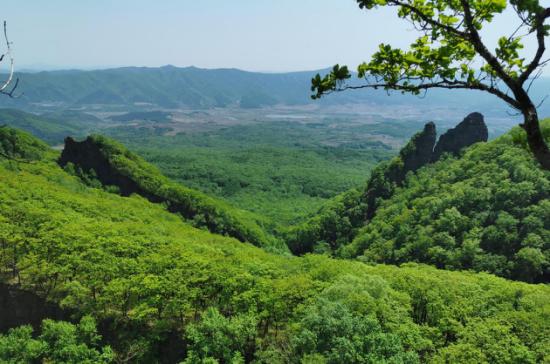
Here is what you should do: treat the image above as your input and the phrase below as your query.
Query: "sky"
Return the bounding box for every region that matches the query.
[0,0,546,73]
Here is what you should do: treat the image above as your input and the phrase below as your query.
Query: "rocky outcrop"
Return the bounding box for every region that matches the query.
[432,112,488,161]
[364,114,487,220]
[59,137,162,202]
[288,113,489,256]
[400,122,437,178]
[364,122,437,219]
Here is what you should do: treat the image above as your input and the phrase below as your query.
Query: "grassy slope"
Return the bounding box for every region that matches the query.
[0,127,549,362]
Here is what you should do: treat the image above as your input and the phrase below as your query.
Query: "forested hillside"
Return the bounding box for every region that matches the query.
[0,108,91,144]
[0,126,549,363]
[57,133,282,251]
[107,118,398,225]
[2,66,549,115]
[288,119,550,283]
[346,120,550,283]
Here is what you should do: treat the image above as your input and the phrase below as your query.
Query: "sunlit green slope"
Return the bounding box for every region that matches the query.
[59,133,283,251]
[345,120,550,283]
[0,127,549,363]
[288,119,550,283]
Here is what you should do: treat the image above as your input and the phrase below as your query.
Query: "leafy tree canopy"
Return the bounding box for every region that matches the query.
[312,0,550,169]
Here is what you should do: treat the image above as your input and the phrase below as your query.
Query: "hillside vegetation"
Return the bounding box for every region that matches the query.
[1,67,549,118]
[58,132,283,251]
[108,119,398,225]
[0,109,89,144]
[0,127,549,363]
[288,119,550,283]
[345,120,550,283]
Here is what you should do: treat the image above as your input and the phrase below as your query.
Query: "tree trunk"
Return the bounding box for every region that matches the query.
[522,106,550,170]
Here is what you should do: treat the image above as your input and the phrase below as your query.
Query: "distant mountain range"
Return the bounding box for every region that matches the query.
[0,65,549,117]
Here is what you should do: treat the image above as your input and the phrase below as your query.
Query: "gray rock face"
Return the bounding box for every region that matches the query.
[364,114,487,220]
[432,112,488,161]
[364,122,437,219]
[59,137,163,203]
[401,122,437,176]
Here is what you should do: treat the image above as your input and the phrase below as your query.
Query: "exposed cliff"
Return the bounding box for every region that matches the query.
[432,112,488,161]
[364,122,437,219]
[60,136,160,200]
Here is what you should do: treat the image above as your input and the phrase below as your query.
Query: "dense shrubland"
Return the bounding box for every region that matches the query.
[1,127,549,362]
[0,316,114,363]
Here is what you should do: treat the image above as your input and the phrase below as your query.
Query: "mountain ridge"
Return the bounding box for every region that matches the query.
[2,66,548,116]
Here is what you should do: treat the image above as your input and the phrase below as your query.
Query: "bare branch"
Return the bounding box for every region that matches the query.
[0,21,15,96]
[535,94,549,109]
[526,67,545,93]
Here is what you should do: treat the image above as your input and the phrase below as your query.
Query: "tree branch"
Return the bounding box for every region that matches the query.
[518,7,549,84]
[0,21,19,98]
[460,0,517,89]
[383,0,467,37]
[326,79,521,109]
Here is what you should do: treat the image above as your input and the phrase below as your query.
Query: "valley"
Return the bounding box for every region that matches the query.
[0,67,548,364]
[0,97,524,226]
[2,0,550,361]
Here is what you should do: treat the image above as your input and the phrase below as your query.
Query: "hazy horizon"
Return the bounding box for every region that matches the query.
[2,0,548,75]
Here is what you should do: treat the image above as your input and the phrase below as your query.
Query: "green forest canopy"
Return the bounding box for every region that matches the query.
[0,126,549,362]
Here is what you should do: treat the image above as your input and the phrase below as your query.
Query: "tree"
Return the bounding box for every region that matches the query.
[291,299,418,363]
[0,316,114,363]
[183,308,258,363]
[311,0,550,170]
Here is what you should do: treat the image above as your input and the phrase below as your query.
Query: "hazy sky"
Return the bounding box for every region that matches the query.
[1,0,545,72]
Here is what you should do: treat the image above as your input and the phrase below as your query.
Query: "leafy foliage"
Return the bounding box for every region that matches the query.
[344,119,550,282]
[311,0,549,99]
[310,0,550,169]
[0,125,51,161]
[65,134,284,251]
[0,316,114,363]
[0,128,549,362]
[291,298,418,363]
[183,308,257,363]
